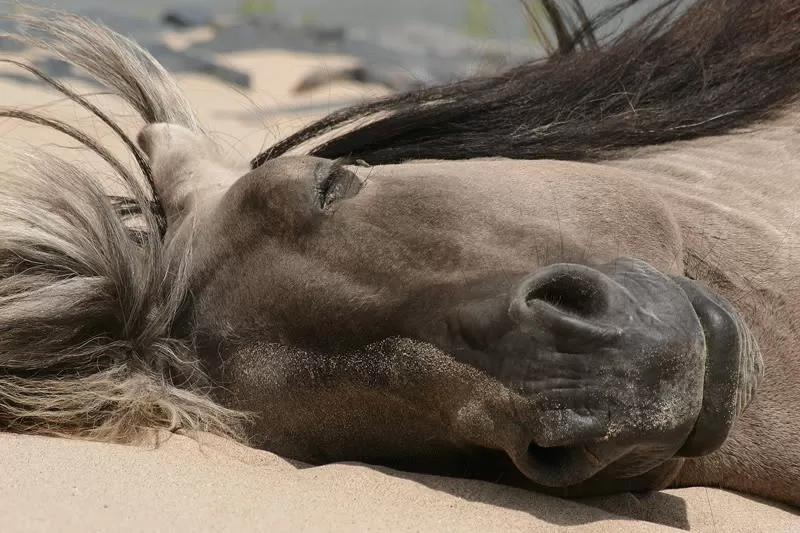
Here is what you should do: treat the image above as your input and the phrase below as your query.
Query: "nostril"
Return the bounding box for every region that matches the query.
[526,442,576,470]
[511,265,623,353]
[516,442,609,487]
[507,409,621,487]
[525,271,608,318]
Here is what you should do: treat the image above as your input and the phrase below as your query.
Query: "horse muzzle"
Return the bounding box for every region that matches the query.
[441,258,763,488]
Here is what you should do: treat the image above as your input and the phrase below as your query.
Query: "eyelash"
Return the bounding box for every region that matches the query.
[315,165,340,210]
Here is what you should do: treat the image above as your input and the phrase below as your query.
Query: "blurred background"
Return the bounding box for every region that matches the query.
[0,0,680,160]
[8,0,665,40]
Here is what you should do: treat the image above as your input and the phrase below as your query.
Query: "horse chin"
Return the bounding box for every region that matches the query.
[438,257,763,488]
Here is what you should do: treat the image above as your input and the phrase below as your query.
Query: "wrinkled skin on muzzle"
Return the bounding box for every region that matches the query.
[416,258,760,488]
[138,124,763,495]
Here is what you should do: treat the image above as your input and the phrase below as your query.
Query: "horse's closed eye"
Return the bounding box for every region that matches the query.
[317,163,363,210]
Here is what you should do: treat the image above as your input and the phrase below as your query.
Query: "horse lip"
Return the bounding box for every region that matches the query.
[669,275,764,457]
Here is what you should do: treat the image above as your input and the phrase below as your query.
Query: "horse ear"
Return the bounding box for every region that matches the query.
[137,123,244,217]
[137,123,213,160]
[671,277,765,458]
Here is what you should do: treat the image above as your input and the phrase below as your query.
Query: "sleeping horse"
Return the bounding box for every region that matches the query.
[0,0,797,508]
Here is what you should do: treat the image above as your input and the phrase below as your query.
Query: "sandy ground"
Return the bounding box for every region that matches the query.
[1,432,797,533]
[0,35,798,533]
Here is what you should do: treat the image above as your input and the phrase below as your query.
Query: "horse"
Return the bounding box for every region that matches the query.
[0,0,798,508]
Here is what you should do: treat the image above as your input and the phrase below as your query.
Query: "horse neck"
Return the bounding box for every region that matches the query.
[603,110,800,295]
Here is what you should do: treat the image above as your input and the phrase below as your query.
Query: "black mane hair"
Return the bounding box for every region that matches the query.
[252,0,800,168]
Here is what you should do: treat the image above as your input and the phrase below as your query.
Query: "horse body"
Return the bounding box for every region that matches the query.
[0,0,798,510]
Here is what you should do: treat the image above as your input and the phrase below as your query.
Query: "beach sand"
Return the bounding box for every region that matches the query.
[1,432,797,532]
[0,36,797,533]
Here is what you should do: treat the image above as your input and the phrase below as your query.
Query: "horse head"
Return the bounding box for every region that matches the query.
[138,122,763,492]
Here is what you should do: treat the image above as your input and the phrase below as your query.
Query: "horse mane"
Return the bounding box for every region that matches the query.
[253,0,800,167]
[0,7,248,443]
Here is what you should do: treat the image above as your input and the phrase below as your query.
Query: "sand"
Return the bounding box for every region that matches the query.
[0,35,797,533]
[1,432,797,532]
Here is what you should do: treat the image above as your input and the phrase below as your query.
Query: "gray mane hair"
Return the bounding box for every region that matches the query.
[0,6,248,444]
